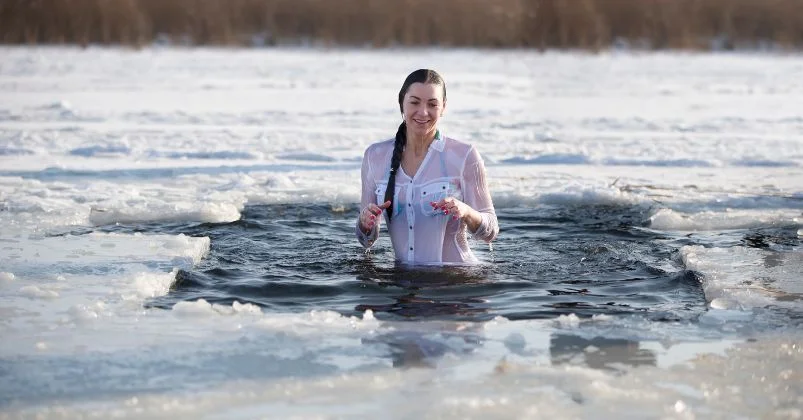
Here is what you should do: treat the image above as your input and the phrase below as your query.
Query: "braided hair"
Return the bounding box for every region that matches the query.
[383,69,447,222]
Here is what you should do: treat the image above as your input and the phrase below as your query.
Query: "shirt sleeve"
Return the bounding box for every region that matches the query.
[356,146,379,248]
[462,146,498,243]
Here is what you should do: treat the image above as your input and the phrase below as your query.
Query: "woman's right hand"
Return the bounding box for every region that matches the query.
[360,201,391,233]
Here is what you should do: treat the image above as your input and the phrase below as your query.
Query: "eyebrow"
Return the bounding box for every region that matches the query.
[409,95,440,102]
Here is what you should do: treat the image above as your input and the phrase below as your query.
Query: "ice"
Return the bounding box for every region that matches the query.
[554,313,582,328]
[0,232,211,357]
[0,46,801,417]
[128,270,180,300]
[19,284,59,299]
[88,200,241,225]
[276,152,338,162]
[501,153,591,165]
[69,144,131,157]
[681,245,803,311]
[1,232,209,273]
[538,183,648,207]
[650,208,801,231]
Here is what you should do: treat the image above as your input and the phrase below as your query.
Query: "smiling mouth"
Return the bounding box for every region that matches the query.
[413,119,429,125]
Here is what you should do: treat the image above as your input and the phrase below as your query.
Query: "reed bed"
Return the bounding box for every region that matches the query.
[1,0,801,49]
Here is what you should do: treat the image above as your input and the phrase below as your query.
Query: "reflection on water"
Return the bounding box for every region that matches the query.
[550,334,657,371]
[355,259,494,288]
[362,329,660,371]
[354,262,660,372]
[355,294,489,319]
[355,260,493,320]
[363,327,484,368]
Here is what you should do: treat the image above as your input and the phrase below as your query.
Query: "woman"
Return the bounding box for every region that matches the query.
[356,69,498,265]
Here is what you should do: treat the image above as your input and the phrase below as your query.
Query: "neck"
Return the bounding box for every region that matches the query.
[407,130,436,157]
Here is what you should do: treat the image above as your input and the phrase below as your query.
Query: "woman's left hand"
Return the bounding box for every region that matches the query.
[431,197,471,221]
[432,197,483,233]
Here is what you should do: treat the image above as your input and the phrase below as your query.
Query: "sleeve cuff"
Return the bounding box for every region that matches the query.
[470,212,498,243]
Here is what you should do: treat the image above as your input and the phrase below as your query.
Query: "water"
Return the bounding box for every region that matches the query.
[1,47,802,418]
[131,204,704,323]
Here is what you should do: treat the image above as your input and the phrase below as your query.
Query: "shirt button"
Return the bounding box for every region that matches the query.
[409,226,413,229]
[409,247,413,250]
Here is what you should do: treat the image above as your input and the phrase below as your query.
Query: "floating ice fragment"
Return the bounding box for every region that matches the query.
[698,309,754,325]
[89,202,240,226]
[133,270,177,298]
[709,297,741,310]
[232,300,262,315]
[68,304,99,322]
[264,174,295,189]
[211,303,235,315]
[555,313,581,328]
[39,100,72,111]
[20,285,59,299]
[173,299,217,316]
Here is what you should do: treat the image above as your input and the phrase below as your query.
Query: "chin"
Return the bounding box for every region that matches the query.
[409,124,434,135]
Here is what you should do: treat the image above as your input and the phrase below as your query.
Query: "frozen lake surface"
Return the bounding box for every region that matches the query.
[1,47,802,418]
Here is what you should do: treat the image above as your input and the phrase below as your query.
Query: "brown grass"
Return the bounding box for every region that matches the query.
[1,0,801,49]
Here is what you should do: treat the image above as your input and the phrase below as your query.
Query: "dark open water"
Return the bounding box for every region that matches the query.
[93,203,706,323]
[79,202,802,327]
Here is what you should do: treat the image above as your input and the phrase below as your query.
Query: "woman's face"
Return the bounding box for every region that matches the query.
[401,82,445,138]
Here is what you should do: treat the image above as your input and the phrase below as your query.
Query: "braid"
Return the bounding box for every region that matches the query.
[384,121,406,222]
[383,68,444,222]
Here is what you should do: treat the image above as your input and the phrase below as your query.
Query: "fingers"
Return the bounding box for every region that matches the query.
[369,201,391,214]
[361,212,376,232]
[361,201,391,232]
[363,205,381,218]
[430,198,463,220]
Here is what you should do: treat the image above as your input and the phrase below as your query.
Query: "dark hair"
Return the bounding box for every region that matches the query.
[383,69,446,221]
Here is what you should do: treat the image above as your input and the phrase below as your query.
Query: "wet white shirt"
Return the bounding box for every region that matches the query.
[356,132,498,265]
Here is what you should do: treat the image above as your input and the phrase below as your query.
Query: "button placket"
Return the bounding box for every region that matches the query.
[407,179,415,262]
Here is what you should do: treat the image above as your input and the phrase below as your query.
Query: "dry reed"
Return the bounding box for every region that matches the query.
[1,0,801,49]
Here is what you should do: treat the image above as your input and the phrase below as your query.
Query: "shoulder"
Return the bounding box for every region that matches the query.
[442,136,478,159]
[363,138,395,157]
[442,136,488,172]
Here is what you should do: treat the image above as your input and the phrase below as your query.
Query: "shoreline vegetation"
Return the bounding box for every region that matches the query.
[1,0,802,51]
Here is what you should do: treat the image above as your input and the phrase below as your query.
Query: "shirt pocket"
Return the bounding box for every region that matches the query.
[375,181,402,217]
[419,179,462,216]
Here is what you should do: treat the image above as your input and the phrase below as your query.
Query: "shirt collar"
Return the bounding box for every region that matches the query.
[430,129,445,152]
